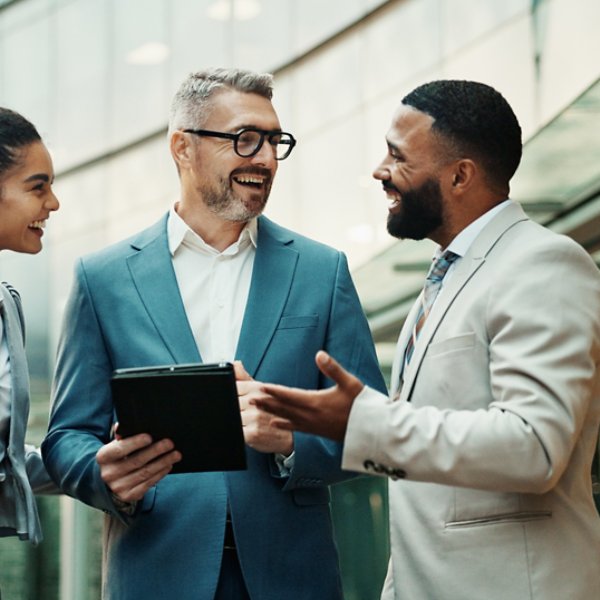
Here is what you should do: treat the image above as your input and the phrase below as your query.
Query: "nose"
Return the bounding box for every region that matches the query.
[250,140,278,170]
[372,158,390,182]
[46,189,60,212]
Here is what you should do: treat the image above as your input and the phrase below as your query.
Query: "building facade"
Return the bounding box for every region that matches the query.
[1,0,599,598]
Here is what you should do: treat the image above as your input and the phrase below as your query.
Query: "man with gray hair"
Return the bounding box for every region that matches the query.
[43,68,385,599]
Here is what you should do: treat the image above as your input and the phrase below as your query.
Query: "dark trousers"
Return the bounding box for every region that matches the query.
[214,548,251,600]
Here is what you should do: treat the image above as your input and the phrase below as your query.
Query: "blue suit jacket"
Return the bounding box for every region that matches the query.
[42,214,385,600]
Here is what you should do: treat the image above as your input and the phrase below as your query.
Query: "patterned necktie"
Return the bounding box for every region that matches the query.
[404,250,459,365]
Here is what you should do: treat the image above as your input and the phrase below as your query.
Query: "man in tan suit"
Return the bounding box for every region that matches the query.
[248,80,600,599]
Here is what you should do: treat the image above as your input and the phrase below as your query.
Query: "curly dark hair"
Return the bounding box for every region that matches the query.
[402,80,522,191]
[0,107,41,177]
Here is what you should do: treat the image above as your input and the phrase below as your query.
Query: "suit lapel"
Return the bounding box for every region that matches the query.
[235,217,298,377]
[398,202,529,402]
[0,285,29,452]
[126,216,201,364]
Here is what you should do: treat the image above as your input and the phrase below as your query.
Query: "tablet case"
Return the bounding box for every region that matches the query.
[111,362,246,473]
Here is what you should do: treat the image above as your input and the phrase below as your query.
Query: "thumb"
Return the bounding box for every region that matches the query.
[233,360,252,381]
[315,351,360,393]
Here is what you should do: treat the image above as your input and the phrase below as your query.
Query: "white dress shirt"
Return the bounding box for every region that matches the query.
[436,198,512,293]
[168,207,257,362]
[167,208,294,472]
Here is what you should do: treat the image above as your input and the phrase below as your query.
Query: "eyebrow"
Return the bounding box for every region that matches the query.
[233,124,283,133]
[23,173,53,184]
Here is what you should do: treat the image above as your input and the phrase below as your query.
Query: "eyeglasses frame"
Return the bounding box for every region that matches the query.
[182,127,297,160]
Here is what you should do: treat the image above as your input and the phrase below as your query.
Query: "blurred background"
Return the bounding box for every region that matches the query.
[0,0,599,597]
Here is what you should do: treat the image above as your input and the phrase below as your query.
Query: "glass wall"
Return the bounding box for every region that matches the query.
[1,0,600,597]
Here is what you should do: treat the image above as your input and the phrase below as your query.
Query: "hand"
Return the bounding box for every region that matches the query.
[235,361,294,455]
[253,351,364,442]
[96,431,181,503]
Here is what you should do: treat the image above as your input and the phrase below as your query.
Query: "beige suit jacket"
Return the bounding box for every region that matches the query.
[343,202,600,599]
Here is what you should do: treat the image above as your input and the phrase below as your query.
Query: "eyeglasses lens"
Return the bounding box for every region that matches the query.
[235,130,294,160]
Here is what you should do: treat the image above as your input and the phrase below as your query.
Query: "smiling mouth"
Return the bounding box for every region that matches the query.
[232,170,270,190]
[28,220,47,230]
[382,183,402,210]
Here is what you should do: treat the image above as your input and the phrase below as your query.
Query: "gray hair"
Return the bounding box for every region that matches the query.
[168,67,274,136]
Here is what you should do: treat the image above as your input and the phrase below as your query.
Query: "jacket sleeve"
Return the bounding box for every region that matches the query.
[25,445,60,494]
[343,239,600,494]
[42,260,125,518]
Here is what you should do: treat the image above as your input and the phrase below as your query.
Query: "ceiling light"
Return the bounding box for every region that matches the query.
[126,42,170,65]
[207,0,261,22]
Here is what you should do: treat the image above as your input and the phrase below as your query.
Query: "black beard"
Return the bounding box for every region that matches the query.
[386,177,444,240]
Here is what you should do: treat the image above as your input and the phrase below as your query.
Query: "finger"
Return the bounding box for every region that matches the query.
[269,417,294,431]
[257,383,313,408]
[97,434,154,465]
[109,461,177,502]
[234,361,252,381]
[113,463,176,503]
[252,385,310,421]
[236,380,257,398]
[238,394,249,411]
[108,449,181,493]
[315,351,363,396]
[240,405,254,425]
[123,439,177,473]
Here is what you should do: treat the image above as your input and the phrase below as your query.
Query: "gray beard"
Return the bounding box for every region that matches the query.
[202,176,270,222]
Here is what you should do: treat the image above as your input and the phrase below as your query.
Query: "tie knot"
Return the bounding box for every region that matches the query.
[427,250,459,283]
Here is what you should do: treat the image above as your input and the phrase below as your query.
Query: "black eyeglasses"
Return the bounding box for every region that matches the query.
[183,127,296,160]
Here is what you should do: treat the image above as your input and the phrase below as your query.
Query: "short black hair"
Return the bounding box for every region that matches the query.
[402,80,522,190]
[0,107,42,177]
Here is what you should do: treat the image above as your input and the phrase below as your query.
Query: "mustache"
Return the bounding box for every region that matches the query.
[382,180,400,194]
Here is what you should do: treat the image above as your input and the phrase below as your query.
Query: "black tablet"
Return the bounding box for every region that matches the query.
[111,362,246,473]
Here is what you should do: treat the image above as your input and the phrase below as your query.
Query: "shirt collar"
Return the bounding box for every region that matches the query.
[440,198,513,259]
[168,205,258,257]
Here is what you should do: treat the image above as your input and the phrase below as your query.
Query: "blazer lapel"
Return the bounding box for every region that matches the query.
[126,216,201,364]
[399,202,530,401]
[235,217,298,377]
[0,285,29,454]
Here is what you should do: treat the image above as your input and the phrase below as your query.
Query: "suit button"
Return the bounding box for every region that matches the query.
[389,468,406,480]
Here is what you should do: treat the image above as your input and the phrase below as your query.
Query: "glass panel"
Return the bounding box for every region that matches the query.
[168,0,229,94]
[362,0,442,105]
[441,0,529,56]
[52,0,111,170]
[109,0,169,147]
[291,0,362,56]
[231,0,292,71]
[0,5,52,131]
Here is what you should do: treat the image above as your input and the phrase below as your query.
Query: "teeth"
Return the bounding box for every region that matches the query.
[29,220,46,229]
[234,175,264,184]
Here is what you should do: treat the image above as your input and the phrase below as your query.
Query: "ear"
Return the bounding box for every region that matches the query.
[448,159,477,193]
[170,130,194,171]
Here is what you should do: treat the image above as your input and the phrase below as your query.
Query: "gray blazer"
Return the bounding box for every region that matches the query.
[0,283,55,545]
[343,203,600,599]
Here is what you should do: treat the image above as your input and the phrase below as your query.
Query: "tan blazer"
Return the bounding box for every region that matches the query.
[343,202,600,599]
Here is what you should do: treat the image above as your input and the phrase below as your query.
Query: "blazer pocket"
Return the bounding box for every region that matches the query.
[427,332,476,357]
[445,510,552,529]
[277,315,319,330]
